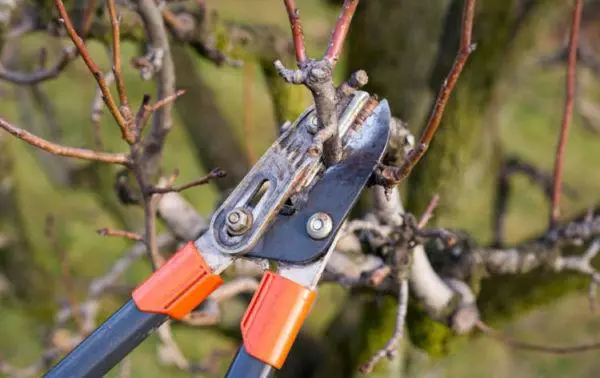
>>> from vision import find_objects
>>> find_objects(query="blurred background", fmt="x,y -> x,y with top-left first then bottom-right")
1,0 -> 600,377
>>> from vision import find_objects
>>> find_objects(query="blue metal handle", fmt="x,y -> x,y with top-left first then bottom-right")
225,346 -> 274,378
44,300 -> 166,378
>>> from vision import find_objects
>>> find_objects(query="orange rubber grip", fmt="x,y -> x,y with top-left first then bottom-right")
241,271 -> 316,369
132,241 -> 223,319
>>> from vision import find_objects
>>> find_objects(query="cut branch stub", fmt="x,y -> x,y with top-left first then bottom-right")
277,0 -> 361,166
275,59 -> 341,165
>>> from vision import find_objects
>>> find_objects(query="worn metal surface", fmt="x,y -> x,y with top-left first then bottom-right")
196,91 -> 370,259
246,100 -> 391,263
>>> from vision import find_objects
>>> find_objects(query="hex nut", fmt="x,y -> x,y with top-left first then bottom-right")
226,208 -> 253,235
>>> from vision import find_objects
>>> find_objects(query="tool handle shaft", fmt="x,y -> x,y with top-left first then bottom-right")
226,346 -> 275,378
44,300 -> 166,378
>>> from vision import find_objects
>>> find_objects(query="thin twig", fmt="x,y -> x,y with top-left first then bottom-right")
53,0 -> 132,143
151,169 -> 180,206
147,168 -> 226,194
107,0 -> 131,109
97,228 -> 144,242
282,0 -> 307,65
380,0 -> 477,184
147,88 -> 187,113
550,0 -> 583,227
81,0 -> 97,36
137,89 -> 186,136
325,0 -> 359,64
553,239 -> 600,311
0,47 -> 76,85
161,7 -> 185,32
0,117 -> 130,165
156,322 -> 190,370
359,279 -> 409,374
476,320 -> 600,354
243,61 -> 256,163
276,0 -> 363,166
90,70 -> 115,150
417,194 -> 440,229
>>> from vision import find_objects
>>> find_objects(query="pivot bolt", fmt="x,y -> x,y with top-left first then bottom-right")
306,114 -> 319,134
226,208 -> 253,235
306,212 -> 333,240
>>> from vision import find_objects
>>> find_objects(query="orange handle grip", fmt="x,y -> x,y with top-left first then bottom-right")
240,271 -> 316,369
132,241 -> 223,319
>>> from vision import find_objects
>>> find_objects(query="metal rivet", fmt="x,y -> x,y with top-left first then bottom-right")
306,114 -> 319,134
226,208 -> 253,235
306,212 -> 333,240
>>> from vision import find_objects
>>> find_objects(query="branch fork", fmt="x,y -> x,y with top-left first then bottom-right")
277,0 -> 360,166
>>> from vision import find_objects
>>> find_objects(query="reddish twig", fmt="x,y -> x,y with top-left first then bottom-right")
243,62 -> 256,163
282,0 -> 307,65
276,0 -> 364,166
147,89 -> 187,113
550,0 -> 583,227
476,320 -> 600,354
81,0 -> 97,36
53,0 -> 132,143
417,194 -> 440,229
368,266 -> 392,286
107,0 -> 131,110
97,228 -> 144,242
161,6 -> 185,32
136,89 -> 187,136
147,168 -> 226,194
0,117 -> 130,165
380,0 -> 477,184
325,0 -> 360,64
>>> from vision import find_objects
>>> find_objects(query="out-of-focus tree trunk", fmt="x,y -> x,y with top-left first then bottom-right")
331,0 -> 565,370
348,0 -> 452,128
406,0 -> 536,223
171,44 -> 250,191
0,136 -> 50,300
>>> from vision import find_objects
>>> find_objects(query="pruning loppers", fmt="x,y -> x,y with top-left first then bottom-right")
45,90 -> 391,378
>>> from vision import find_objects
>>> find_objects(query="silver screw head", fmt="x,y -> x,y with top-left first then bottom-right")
226,208 -> 252,235
306,212 -> 333,240
306,114 -> 319,134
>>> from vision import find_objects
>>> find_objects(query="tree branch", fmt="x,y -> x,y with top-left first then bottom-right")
53,0 -> 132,143
359,279 -> 409,374
476,320 -> 600,354
107,0 -> 130,110
147,167 -> 225,194
276,0 -> 363,166
282,0 -> 306,66
0,47 -> 76,85
325,0 -> 359,64
379,0 -> 477,184
0,117 -> 130,165
550,0 -> 583,227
